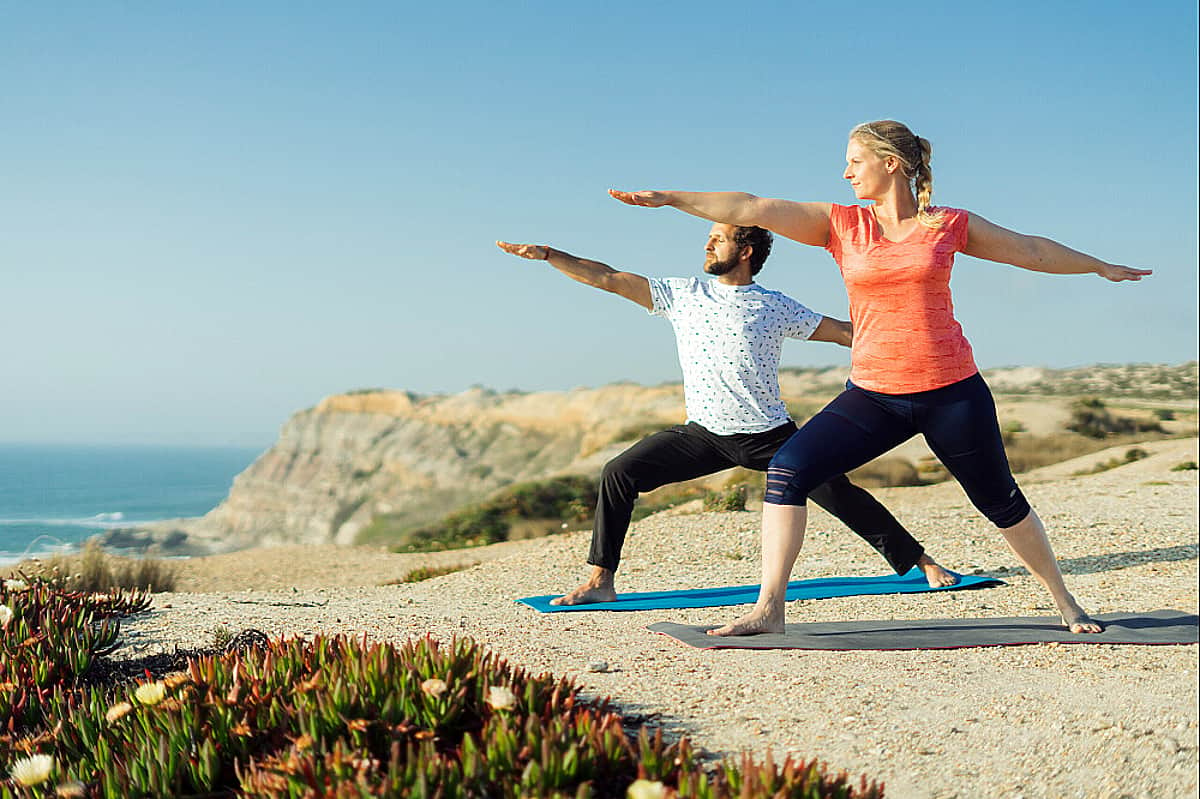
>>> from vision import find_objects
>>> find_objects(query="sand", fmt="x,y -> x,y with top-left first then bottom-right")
117,437 -> 1199,799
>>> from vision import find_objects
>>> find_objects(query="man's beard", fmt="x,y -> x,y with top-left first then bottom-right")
704,254 -> 739,276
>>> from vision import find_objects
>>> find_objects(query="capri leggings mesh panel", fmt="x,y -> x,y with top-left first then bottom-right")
766,373 -> 1031,529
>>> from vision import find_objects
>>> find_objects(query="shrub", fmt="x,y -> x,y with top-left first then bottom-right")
703,485 -> 748,512
1074,447 -> 1152,476
1067,397 -> 1165,439
387,477 -> 599,552
1171,460 -> 1198,471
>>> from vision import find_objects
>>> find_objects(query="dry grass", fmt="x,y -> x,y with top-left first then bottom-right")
8,539 -> 178,593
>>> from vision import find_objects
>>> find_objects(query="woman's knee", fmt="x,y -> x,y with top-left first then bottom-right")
977,486 -> 1031,529
764,464 -> 811,506
763,442 -> 830,506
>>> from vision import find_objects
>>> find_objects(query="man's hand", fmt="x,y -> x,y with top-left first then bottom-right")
609,189 -> 672,208
1096,263 -> 1152,283
496,238 -> 652,310
496,241 -> 550,260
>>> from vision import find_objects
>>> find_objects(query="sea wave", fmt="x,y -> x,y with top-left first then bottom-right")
0,512 -> 143,530
0,534 -> 77,567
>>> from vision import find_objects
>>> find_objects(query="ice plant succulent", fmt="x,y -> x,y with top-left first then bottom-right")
486,684 -> 517,711
9,753 -> 54,787
105,701 -> 133,723
420,677 -> 448,697
53,780 -> 87,798
133,681 -> 166,705
17,627 -> 882,798
628,779 -> 667,799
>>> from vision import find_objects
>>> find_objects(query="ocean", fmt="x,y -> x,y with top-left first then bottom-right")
0,444 -> 261,565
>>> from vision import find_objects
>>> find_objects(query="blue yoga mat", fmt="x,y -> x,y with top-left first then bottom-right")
516,569 -> 1002,613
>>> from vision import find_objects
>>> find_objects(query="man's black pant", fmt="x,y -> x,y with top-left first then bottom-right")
587,421 -> 925,574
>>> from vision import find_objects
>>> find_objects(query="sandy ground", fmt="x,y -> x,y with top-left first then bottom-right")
118,438 -> 1199,799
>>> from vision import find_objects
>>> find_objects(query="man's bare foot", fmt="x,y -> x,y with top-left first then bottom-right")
706,604 -> 785,637
917,554 -> 959,588
1059,596 -> 1103,633
549,568 -> 617,606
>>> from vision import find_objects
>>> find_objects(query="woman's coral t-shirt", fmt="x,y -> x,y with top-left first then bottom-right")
826,204 -> 978,394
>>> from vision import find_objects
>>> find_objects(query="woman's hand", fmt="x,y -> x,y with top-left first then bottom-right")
1095,263 -> 1153,282
496,241 -> 550,260
609,189 -> 673,208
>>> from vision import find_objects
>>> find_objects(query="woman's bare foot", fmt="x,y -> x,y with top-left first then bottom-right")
1059,596 -> 1103,633
550,567 -> 617,606
917,554 -> 959,588
707,603 -> 785,636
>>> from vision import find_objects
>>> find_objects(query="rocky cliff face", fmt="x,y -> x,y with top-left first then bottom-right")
112,362 -> 1196,554
156,384 -> 688,552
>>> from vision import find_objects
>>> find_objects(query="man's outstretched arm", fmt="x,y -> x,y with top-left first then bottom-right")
496,241 -> 653,310
808,316 -> 853,347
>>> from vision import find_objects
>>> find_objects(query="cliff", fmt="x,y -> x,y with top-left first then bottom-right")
136,384 -> 688,553
108,362 -> 1197,554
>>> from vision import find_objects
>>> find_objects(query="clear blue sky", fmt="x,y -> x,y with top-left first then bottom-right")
3,1 -> 1196,447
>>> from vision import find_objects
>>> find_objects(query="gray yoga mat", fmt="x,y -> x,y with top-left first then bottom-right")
648,609 -> 1199,650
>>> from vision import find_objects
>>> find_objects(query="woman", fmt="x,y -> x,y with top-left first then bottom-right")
611,120 -> 1150,636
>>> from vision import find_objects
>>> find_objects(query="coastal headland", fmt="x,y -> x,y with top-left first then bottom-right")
104,362 -> 1199,557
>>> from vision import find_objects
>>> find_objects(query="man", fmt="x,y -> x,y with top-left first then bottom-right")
496,223 -> 956,605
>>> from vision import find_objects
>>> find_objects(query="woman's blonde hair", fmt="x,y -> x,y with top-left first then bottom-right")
850,120 -> 946,227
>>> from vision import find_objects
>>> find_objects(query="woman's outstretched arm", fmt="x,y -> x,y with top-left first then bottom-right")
964,213 -> 1153,282
609,189 -> 833,248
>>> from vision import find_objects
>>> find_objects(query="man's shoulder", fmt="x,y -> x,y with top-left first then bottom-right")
747,282 -> 804,304
656,276 -> 701,288
651,276 -> 703,296
746,284 -> 819,322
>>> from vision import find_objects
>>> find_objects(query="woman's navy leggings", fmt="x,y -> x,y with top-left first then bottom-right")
765,372 -> 1031,529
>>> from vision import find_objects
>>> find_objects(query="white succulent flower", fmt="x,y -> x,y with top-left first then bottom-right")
486,685 -> 517,711
0,604 -> 12,628
9,753 -> 54,787
55,779 -> 88,798
627,779 -> 667,799
105,701 -> 133,723
421,678 -> 448,698
2,579 -> 29,593
134,681 -> 166,705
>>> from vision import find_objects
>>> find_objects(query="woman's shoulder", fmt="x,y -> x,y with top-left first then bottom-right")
828,203 -> 872,228
926,206 -> 970,224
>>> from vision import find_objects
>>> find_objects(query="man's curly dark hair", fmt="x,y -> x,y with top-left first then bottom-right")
733,225 -> 773,275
